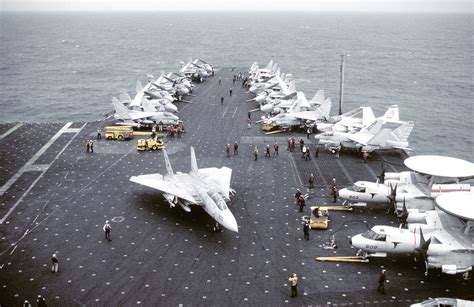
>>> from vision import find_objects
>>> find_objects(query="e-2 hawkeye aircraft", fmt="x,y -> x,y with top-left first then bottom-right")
350,191 -> 474,280
130,147 -> 238,233
338,155 -> 473,212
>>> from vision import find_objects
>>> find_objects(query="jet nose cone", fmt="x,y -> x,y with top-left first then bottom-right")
222,212 -> 239,233
167,104 -> 178,112
261,104 -> 272,113
256,95 -> 266,104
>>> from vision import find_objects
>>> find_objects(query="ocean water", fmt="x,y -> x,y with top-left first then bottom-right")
0,12 -> 472,160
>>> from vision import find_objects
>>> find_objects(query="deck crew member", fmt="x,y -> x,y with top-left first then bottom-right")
315,147 -> 319,158
103,220 -> 112,241
36,295 -> 47,307
253,146 -> 259,161
51,254 -> 59,273
331,185 -> 338,203
229,88 -> 233,96
221,96 -> 224,105
234,142 -> 238,155
303,220 -> 310,240
86,140 -> 90,153
294,189 -> 302,203
377,269 -> 386,294
362,151 -> 369,163
96,128 -> 102,140
273,143 -> 279,156
226,144 -> 230,157
309,174 -> 315,188
288,273 -> 298,297
301,145 -> 307,159
298,195 -> 306,212
299,138 -> 305,151
265,144 -> 271,158
89,140 -> 93,153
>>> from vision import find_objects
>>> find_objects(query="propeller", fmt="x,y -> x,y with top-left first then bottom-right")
377,163 -> 386,184
414,227 -> 431,276
387,183 -> 398,214
396,198 -> 409,225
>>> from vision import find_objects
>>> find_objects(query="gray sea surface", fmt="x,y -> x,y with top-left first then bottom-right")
0,12 -> 472,160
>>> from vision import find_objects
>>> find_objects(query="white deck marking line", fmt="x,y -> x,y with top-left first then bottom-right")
310,158 -> 328,186
364,163 -> 379,181
0,122 -> 86,224
288,153 -> 304,187
0,123 -> 23,140
231,107 -> 238,118
335,159 -> 354,185
0,122 -> 72,196
221,106 -> 229,118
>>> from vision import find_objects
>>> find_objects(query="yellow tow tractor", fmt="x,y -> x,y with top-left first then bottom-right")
137,138 -> 166,151
302,206 -> 330,230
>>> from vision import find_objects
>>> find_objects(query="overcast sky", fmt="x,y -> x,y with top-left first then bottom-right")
1,0 -> 472,13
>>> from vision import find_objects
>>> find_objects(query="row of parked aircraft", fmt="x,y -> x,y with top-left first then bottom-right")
338,155 -> 474,279
110,59 -> 214,128
246,60 -> 415,153
117,61 -> 241,232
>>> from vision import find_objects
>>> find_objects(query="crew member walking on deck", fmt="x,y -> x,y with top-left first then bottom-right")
96,128 -> 102,140
254,146 -> 259,161
309,174 -> 315,188
273,143 -> 279,156
234,142 -> 238,155
377,269 -> 386,294
294,189 -> 302,203
89,140 -> 94,153
288,273 -> 298,297
265,144 -> 271,158
51,254 -> 59,273
86,139 -> 90,153
103,220 -> 112,241
303,220 -> 310,240
247,117 -> 252,129
229,88 -> 233,96
299,138 -> 305,151
331,185 -> 338,203
362,151 -> 369,163
298,195 -> 306,212
221,96 -> 224,105
226,143 -> 230,157
218,77 -> 221,85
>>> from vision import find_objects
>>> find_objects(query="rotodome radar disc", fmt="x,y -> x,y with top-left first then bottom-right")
404,155 -> 474,178
435,192 -> 474,221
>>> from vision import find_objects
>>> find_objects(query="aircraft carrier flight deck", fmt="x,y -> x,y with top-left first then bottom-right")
0,67 -> 472,306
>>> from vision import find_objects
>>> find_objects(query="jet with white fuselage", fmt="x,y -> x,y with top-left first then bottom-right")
263,92 -> 332,129
130,147 -> 238,233
111,97 -> 179,127
120,81 -> 178,113
315,105 -> 415,152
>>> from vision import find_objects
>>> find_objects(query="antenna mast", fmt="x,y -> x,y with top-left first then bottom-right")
338,54 -> 347,115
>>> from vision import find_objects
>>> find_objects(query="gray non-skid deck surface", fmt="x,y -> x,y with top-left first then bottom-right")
0,68 -> 472,306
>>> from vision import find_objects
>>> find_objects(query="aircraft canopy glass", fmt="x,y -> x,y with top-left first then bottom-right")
362,230 -> 386,241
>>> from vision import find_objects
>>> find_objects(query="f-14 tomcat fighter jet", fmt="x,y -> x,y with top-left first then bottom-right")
130,147 -> 238,233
